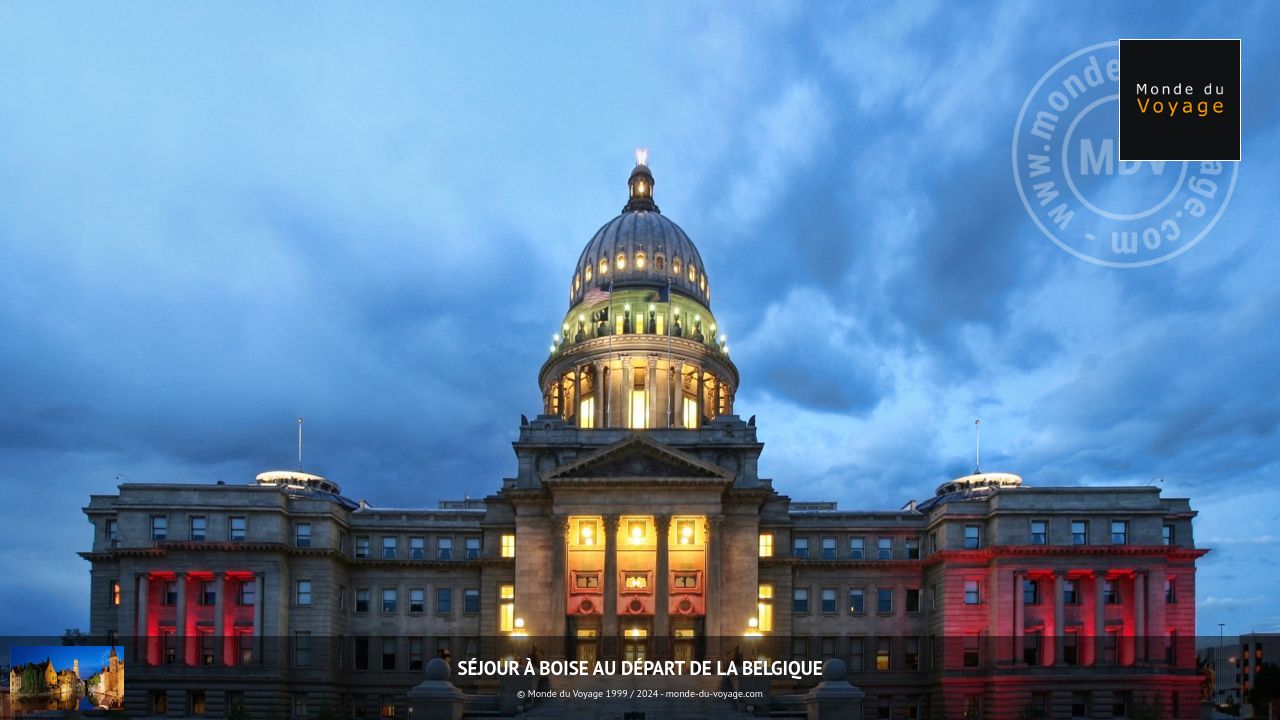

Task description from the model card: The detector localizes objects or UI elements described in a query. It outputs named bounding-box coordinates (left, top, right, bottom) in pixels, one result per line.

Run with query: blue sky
left=0, top=2, right=1276, bottom=638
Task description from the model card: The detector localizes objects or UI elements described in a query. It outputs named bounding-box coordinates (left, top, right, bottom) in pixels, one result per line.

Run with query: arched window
left=616, top=252, right=627, bottom=271
left=672, top=257, right=682, bottom=276
left=700, top=274, right=706, bottom=292
left=574, top=273, right=580, bottom=292
left=655, top=254, right=665, bottom=271
left=635, top=250, right=646, bottom=270
left=599, top=258, right=609, bottom=276
left=585, top=264, right=593, bottom=282
left=687, top=264, right=697, bottom=283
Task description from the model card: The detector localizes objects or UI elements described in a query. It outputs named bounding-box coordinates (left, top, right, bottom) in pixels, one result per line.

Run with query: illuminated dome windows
left=543, top=357, right=734, bottom=430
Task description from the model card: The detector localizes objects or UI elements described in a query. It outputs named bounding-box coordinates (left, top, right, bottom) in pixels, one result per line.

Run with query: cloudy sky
left=1, top=2, right=1276, bottom=638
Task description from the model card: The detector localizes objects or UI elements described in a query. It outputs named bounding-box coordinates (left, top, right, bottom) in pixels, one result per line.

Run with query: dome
left=568, top=161, right=711, bottom=309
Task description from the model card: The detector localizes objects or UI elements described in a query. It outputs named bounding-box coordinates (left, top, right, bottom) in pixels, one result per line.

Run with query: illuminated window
left=585, top=264, right=593, bottom=282
left=578, top=519, right=598, bottom=546
left=682, top=397, right=698, bottom=428
left=110, top=580, right=121, bottom=606
left=876, top=638, right=890, bottom=670
left=635, top=251, right=646, bottom=269
left=599, top=258, right=608, bottom=275
left=627, top=519, right=647, bottom=545
left=672, top=257, right=682, bottom=275
left=700, top=275, right=706, bottom=291
left=499, top=584, right=515, bottom=632
left=676, top=519, right=696, bottom=545
left=655, top=254, right=664, bottom=271
left=674, top=573, right=698, bottom=589
left=623, top=573, right=648, bottom=590
left=616, top=252, right=626, bottom=270
left=758, top=532, right=774, bottom=557
left=574, top=573, right=599, bottom=589
left=501, top=534, right=515, bottom=558
left=579, top=397, right=595, bottom=428
left=630, top=388, right=648, bottom=429
left=687, top=264, right=696, bottom=282
left=757, top=584, right=774, bottom=631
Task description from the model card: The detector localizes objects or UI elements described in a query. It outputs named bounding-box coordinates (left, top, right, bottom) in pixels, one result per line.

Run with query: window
left=1104, top=630, right=1119, bottom=664
left=355, top=536, right=369, bottom=558
left=152, top=690, right=168, bottom=715
left=355, top=588, right=370, bottom=613
left=381, top=637, right=397, bottom=671
left=200, top=632, right=216, bottom=664
left=1165, top=630, right=1177, bottom=665
left=409, top=536, right=425, bottom=559
left=354, top=637, right=370, bottom=671
left=929, top=531, right=938, bottom=553
left=1030, top=519, right=1047, bottom=545
left=409, top=588, right=425, bottom=613
left=904, top=637, right=920, bottom=670
left=1111, top=520, right=1128, bottom=544
left=338, top=584, right=346, bottom=610
left=793, top=588, right=809, bottom=613
left=963, top=524, right=981, bottom=549
left=758, top=532, right=774, bottom=557
left=437, top=537, right=453, bottom=560
left=338, top=530, right=347, bottom=554
left=436, top=587, right=452, bottom=613
left=190, top=516, right=207, bottom=541
left=382, top=588, right=397, bottom=613
left=877, top=537, right=893, bottom=560
left=465, top=537, right=481, bottom=559
left=844, top=535, right=865, bottom=558
left=849, top=588, right=865, bottom=614
left=877, top=587, right=893, bottom=614
left=1071, top=520, right=1088, bottom=545
left=1163, top=524, right=1174, bottom=545
left=1024, top=631, right=1041, bottom=665
left=296, top=580, right=312, bottom=606
left=1070, top=691, right=1089, bottom=719
left=876, top=695, right=891, bottom=720
left=1064, top=579, right=1079, bottom=605
left=239, top=579, right=256, bottom=606
left=295, top=523, right=311, bottom=547
left=1166, top=577, right=1177, bottom=603
left=229, top=516, right=246, bottom=541
left=964, top=580, right=980, bottom=604
left=163, top=580, right=178, bottom=605
left=793, top=537, right=809, bottom=559
left=849, top=637, right=864, bottom=670
left=820, top=588, right=837, bottom=613
left=1111, top=691, right=1130, bottom=719
left=757, top=584, right=774, bottom=632
left=821, top=537, right=837, bottom=560
left=574, top=572, right=599, bottom=589
left=106, top=519, right=119, bottom=544
left=501, top=534, right=516, bottom=557
left=1063, top=631, right=1079, bottom=665
left=464, top=588, right=480, bottom=614
left=294, top=631, right=311, bottom=667
left=674, top=573, right=698, bottom=589
left=500, top=584, right=515, bottom=632
left=792, top=637, right=808, bottom=659
left=1104, top=579, right=1119, bottom=604
left=624, top=572, right=649, bottom=589
left=963, top=634, right=980, bottom=667
left=875, top=638, right=891, bottom=670
left=110, top=580, right=121, bottom=606
left=151, top=515, right=167, bottom=541
left=1024, top=578, right=1040, bottom=605
left=382, top=536, right=398, bottom=559
left=409, top=637, right=425, bottom=671
left=906, top=588, right=920, bottom=613
left=201, top=580, right=216, bottom=605
left=905, top=537, right=920, bottom=559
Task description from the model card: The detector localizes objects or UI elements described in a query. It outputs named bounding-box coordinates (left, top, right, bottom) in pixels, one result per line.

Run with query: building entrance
left=575, top=628, right=598, bottom=663
left=623, top=628, right=649, bottom=662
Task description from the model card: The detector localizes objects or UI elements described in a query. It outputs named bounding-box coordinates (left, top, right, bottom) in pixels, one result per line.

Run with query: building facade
left=81, top=158, right=1207, bottom=719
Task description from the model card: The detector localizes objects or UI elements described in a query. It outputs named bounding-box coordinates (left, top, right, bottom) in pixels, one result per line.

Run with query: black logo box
left=1119, top=38, right=1240, bottom=161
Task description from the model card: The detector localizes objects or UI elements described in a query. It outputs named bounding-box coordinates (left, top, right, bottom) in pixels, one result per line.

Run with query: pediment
left=542, top=435, right=732, bottom=483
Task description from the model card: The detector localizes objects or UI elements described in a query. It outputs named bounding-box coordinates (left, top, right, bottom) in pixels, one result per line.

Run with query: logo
left=1012, top=41, right=1237, bottom=267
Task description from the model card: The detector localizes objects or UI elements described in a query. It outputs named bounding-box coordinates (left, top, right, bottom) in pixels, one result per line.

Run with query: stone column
left=620, top=356, right=633, bottom=428
left=175, top=572, right=187, bottom=666
left=706, top=515, right=723, bottom=658
left=603, top=515, right=619, bottom=657
left=213, top=573, right=226, bottom=666
left=253, top=573, right=265, bottom=665
left=672, top=362, right=684, bottom=428
left=1052, top=572, right=1065, bottom=666
left=593, top=361, right=606, bottom=429
left=1093, top=573, right=1106, bottom=666
left=554, top=377, right=565, bottom=420
left=136, top=573, right=149, bottom=664
left=551, top=516, right=569, bottom=658
left=1147, top=566, right=1168, bottom=665
left=1141, top=568, right=1152, bottom=666
left=646, top=356, right=659, bottom=429
left=696, top=367, right=705, bottom=426
left=573, top=366, right=582, bottom=427
left=654, top=515, right=671, bottom=658
left=1012, top=571, right=1025, bottom=665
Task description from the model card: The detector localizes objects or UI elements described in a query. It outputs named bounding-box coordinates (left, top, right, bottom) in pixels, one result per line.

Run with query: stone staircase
left=512, top=672, right=755, bottom=720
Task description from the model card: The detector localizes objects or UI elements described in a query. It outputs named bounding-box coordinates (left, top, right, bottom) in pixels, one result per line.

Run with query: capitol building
left=81, top=157, right=1206, bottom=719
